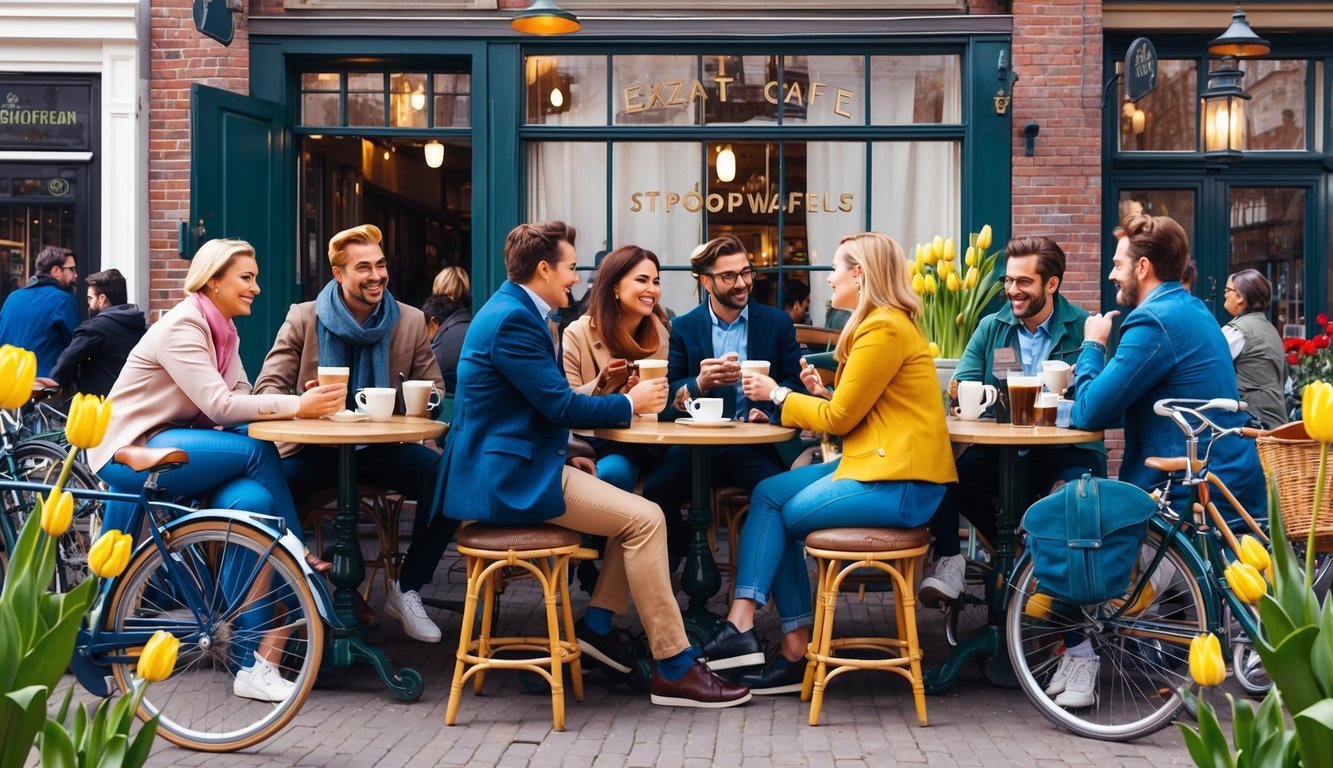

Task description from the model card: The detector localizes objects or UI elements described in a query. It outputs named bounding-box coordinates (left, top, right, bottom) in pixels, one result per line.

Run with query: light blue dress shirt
left=708, top=301, right=750, bottom=412
left=1017, top=312, right=1056, bottom=376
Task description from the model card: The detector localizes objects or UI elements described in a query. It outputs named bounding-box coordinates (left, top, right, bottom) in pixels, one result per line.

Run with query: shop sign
left=630, top=190, right=855, bottom=215
left=623, top=77, right=857, bottom=119
left=1125, top=37, right=1158, bottom=102
left=0, top=82, right=94, bottom=151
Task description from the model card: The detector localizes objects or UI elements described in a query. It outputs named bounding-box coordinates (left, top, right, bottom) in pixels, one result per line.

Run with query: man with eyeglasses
left=923, top=237, right=1106, bottom=643
left=641, top=234, right=805, bottom=567
left=0, top=245, right=82, bottom=377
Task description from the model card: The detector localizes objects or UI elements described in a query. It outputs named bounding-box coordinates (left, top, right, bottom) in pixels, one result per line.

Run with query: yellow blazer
left=781, top=307, right=957, bottom=485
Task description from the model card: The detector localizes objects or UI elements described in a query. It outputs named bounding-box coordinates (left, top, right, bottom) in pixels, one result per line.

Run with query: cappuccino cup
left=317, top=366, right=350, bottom=387
left=685, top=397, right=725, bottom=422
left=636, top=358, right=668, bottom=381
left=953, top=381, right=999, bottom=421
left=740, top=360, right=771, bottom=377
left=402, top=380, right=442, bottom=417
left=355, top=387, right=396, bottom=422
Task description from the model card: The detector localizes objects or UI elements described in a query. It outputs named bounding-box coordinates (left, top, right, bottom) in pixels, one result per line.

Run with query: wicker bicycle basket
left=1255, top=421, right=1333, bottom=551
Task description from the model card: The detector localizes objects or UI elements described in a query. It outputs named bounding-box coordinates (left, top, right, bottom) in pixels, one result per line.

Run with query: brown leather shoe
left=353, top=590, right=378, bottom=628
left=649, top=659, right=752, bottom=708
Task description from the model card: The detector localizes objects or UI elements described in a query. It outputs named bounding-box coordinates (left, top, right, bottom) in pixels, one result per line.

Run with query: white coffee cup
left=317, top=366, right=350, bottom=387
left=740, top=360, right=771, bottom=377
left=354, top=387, right=396, bottom=422
left=636, top=358, right=668, bottom=381
left=685, top=397, right=725, bottom=422
left=1041, top=359, right=1072, bottom=394
left=402, top=380, right=442, bottom=417
left=954, top=381, right=999, bottom=421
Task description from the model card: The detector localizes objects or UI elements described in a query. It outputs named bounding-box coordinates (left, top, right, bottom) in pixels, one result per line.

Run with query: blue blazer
left=666, top=299, right=806, bottom=420
left=434, top=281, right=632, bottom=523
left=1070, top=282, right=1266, bottom=520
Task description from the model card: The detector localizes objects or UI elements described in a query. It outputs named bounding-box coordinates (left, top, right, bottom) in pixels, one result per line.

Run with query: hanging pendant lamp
left=511, top=0, right=581, bottom=36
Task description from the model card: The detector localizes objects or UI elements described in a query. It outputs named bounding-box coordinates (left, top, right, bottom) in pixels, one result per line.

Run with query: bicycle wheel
left=106, top=519, right=324, bottom=752
left=1, top=439, right=103, bottom=591
left=1005, top=531, right=1207, bottom=741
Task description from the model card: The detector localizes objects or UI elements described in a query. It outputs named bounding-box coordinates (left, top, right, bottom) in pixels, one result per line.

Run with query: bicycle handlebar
left=1151, top=398, right=1244, bottom=418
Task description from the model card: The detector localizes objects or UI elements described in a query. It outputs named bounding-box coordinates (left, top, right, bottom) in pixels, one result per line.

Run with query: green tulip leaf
left=94, top=733, right=127, bottom=768
left=1254, top=624, right=1323, bottom=716
left=1259, top=594, right=1298, bottom=645
left=1254, top=688, right=1287, bottom=738
left=1197, top=693, right=1239, bottom=768
left=1181, top=722, right=1221, bottom=768
left=0, top=685, right=49, bottom=768
left=0, top=604, right=17, bottom=691
left=1251, top=729, right=1295, bottom=768
left=1293, top=700, right=1333, bottom=768
left=125, top=716, right=159, bottom=768
left=38, top=716, right=76, bottom=768
left=1266, top=483, right=1313, bottom=625
left=1231, top=694, right=1256, bottom=758
left=1311, top=603, right=1333, bottom=699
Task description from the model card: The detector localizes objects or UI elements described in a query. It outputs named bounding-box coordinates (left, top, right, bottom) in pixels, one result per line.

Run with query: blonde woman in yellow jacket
left=698, top=231, right=958, bottom=694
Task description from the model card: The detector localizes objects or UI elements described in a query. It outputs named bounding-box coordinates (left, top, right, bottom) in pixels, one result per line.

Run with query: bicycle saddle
left=30, top=377, right=61, bottom=400
left=1144, top=456, right=1205, bottom=474
left=113, top=446, right=189, bottom=473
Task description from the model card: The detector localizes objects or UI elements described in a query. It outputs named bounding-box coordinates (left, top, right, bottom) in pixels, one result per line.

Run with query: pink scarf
left=193, top=292, right=239, bottom=381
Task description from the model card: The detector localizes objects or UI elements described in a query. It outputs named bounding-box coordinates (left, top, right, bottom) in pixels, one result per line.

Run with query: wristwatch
left=770, top=386, right=791, bottom=406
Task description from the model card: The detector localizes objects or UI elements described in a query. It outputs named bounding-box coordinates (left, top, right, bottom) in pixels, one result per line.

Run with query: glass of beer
left=1008, top=375, right=1042, bottom=427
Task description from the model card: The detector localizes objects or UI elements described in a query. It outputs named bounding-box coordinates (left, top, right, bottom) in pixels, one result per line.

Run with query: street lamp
left=510, top=0, right=581, bottom=36
left=1200, top=5, right=1269, bottom=159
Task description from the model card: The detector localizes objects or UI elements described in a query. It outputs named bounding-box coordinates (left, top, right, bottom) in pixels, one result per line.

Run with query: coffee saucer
left=677, top=417, right=736, bottom=428
left=329, top=410, right=369, bottom=423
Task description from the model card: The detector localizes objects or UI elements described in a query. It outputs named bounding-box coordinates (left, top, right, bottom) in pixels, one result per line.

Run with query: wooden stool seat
left=445, top=524, right=584, bottom=731
left=801, top=526, right=930, bottom=727
left=710, top=486, right=750, bottom=579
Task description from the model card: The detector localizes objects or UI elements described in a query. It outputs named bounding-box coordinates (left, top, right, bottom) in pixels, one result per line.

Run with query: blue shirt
left=1016, top=312, right=1056, bottom=376
left=708, top=301, right=749, bottom=411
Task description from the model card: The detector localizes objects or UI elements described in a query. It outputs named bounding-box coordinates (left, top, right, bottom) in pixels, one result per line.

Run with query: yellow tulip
left=0, top=345, right=38, bottom=410
left=937, top=258, right=952, bottom=278
left=88, top=529, right=133, bottom=579
left=1188, top=632, right=1225, bottom=687
left=1238, top=535, right=1271, bottom=573
left=1303, top=380, right=1333, bottom=444
left=956, top=312, right=964, bottom=328
left=946, top=272, right=961, bottom=292
left=914, top=243, right=925, bottom=264
left=907, top=259, right=918, bottom=276
left=965, top=246, right=977, bottom=268
left=964, top=266, right=979, bottom=289
left=1225, top=561, right=1267, bottom=604
left=137, top=630, right=181, bottom=683
left=943, top=237, right=956, bottom=263
left=39, top=490, right=73, bottom=537
left=931, top=235, right=944, bottom=262
left=911, top=273, right=925, bottom=294
left=928, top=341, right=940, bottom=358
left=924, top=274, right=938, bottom=294
left=977, top=224, right=993, bottom=252
left=1024, top=592, right=1053, bottom=620
left=66, top=393, right=114, bottom=449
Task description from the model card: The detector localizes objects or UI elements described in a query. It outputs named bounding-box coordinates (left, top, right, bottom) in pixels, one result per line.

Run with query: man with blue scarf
left=255, top=224, right=455, bottom=644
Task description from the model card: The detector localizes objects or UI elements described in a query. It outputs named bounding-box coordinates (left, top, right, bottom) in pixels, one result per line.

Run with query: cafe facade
left=131, top=1, right=1333, bottom=368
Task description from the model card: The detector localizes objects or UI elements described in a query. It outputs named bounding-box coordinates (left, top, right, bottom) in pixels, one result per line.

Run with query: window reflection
left=1117, top=190, right=1195, bottom=245
left=525, top=56, right=606, bottom=126
left=702, top=55, right=778, bottom=125
left=870, top=56, right=961, bottom=124
left=613, top=55, right=698, bottom=126
left=1244, top=60, right=1307, bottom=150
left=1118, top=59, right=1196, bottom=151
left=1230, top=187, right=1304, bottom=330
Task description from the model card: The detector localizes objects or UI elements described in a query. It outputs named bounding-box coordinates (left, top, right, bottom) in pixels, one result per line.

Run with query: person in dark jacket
left=51, top=268, right=148, bottom=397
left=0, top=245, right=81, bottom=376
left=422, top=297, right=471, bottom=395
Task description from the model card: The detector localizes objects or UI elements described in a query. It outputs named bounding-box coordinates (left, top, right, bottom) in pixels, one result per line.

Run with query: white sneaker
left=385, top=581, right=442, bottom=643
left=1044, top=651, right=1075, bottom=695
left=1053, top=656, right=1099, bottom=708
left=234, top=653, right=296, bottom=703
left=920, top=554, right=967, bottom=607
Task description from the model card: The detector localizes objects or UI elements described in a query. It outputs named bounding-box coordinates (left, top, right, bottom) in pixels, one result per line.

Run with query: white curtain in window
left=526, top=142, right=609, bottom=302
left=803, top=141, right=866, bottom=327
left=871, top=141, right=959, bottom=257
left=612, top=142, right=703, bottom=318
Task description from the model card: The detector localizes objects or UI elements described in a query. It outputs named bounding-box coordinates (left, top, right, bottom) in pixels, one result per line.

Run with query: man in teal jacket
left=924, top=236, right=1106, bottom=608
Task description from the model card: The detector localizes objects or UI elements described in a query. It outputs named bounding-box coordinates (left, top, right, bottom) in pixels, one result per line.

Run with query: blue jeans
left=734, top=460, right=947, bottom=633
left=596, top=453, right=638, bottom=492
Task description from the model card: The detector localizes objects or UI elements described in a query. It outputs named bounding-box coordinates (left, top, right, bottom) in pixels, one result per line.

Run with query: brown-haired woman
left=561, top=244, right=670, bottom=491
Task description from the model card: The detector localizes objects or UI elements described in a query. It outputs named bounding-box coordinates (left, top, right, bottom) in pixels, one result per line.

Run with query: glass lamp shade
left=511, top=0, right=581, bottom=35
left=424, top=140, right=445, bottom=169
left=1200, top=61, right=1250, bottom=159
left=716, top=146, right=736, bottom=183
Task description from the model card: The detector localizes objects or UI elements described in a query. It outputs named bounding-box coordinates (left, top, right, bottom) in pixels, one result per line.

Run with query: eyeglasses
left=59, top=264, right=77, bottom=273
left=706, top=268, right=757, bottom=287
left=1000, top=276, right=1037, bottom=290
left=1223, top=286, right=1237, bottom=295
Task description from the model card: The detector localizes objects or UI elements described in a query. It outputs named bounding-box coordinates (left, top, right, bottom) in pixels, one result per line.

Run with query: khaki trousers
left=552, top=465, right=690, bottom=660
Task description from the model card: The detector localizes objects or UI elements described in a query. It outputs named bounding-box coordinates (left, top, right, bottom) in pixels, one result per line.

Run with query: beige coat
left=561, top=314, right=670, bottom=393
left=88, top=299, right=300, bottom=472
left=253, top=299, right=443, bottom=456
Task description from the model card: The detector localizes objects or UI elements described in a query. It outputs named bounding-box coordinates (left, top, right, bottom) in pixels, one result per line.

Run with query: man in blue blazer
left=436, top=221, right=750, bottom=709
left=642, top=235, right=806, bottom=562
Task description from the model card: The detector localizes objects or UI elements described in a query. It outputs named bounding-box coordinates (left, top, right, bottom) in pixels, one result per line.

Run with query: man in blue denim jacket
left=1071, top=214, right=1266, bottom=520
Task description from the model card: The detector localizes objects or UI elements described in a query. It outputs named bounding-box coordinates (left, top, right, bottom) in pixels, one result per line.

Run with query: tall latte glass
left=1008, top=375, right=1042, bottom=427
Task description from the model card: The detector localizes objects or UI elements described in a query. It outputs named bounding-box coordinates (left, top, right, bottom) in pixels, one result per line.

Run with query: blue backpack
left=1020, top=474, right=1158, bottom=606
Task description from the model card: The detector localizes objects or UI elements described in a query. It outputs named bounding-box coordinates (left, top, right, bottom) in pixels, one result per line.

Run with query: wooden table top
left=248, top=415, right=446, bottom=446
left=946, top=417, right=1102, bottom=446
left=593, top=418, right=795, bottom=446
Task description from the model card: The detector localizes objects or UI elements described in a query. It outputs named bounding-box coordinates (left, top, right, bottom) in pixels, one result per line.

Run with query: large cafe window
left=523, top=52, right=961, bottom=327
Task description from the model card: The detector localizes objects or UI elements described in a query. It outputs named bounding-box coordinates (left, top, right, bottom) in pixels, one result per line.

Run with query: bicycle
left=0, top=379, right=103, bottom=591
left=1, top=443, right=335, bottom=752
left=1004, top=397, right=1270, bottom=741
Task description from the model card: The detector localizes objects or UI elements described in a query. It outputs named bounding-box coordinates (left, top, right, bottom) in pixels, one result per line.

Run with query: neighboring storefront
left=0, top=0, right=147, bottom=309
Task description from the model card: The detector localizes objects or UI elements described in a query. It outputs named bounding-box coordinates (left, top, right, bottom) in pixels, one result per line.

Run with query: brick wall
left=147, top=0, right=252, bottom=319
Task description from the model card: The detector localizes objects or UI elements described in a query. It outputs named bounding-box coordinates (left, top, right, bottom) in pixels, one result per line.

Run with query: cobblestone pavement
left=55, top=543, right=1212, bottom=768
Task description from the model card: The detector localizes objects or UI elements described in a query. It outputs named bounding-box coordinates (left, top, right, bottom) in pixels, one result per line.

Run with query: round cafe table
left=248, top=415, right=445, bottom=701
left=923, top=417, right=1103, bottom=693
left=593, top=418, right=795, bottom=640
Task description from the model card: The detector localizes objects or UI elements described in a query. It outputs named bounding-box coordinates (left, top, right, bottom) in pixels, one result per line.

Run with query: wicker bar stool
left=444, top=523, right=585, bottom=731
left=800, top=526, right=931, bottom=726
left=300, top=485, right=405, bottom=600
left=709, top=485, right=749, bottom=578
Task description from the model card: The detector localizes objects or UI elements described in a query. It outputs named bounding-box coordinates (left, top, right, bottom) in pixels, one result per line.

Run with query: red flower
left=1285, top=338, right=1303, bottom=352
left=1319, top=313, right=1330, bottom=326
left=1289, top=352, right=1300, bottom=366
left=1303, top=341, right=1318, bottom=356
left=1325, top=322, right=1333, bottom=336
left=1317, top=335, right=1331, bottom=349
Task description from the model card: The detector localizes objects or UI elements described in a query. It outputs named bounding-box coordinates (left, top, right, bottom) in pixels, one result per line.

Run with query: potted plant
left=910, top=225, right=1006, bottom=391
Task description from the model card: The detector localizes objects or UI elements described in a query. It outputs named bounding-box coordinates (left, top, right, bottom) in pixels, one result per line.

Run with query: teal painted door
left=190, top=84, right=291, bottom=374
